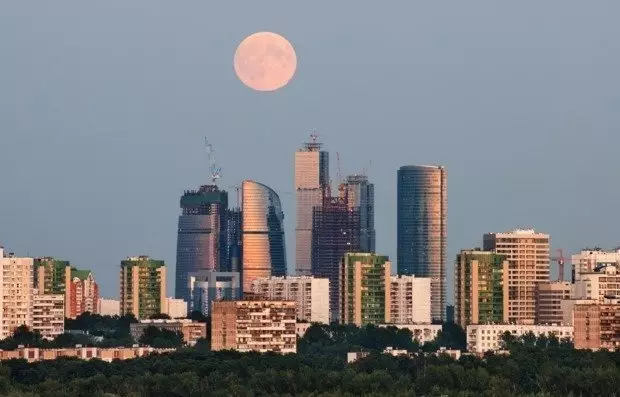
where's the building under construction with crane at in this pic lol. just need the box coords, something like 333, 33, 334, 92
174, 139, 242, 302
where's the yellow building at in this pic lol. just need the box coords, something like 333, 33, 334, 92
0, 248, 34, 339
119, 256, 166, 319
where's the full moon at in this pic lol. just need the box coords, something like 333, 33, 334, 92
233, 32, 297, 92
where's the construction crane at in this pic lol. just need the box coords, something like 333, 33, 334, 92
204, 137, 222, 185
551, 248, 568, 281
336, 152, 344, 192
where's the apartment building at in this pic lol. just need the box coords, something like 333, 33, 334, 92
389, 275, 431, 324
571, 249, 620, 281
130, 319, 206, 345
466, 324, 573, 353
163, 298, 188, 319
97, 298, 120, 316
574, 265, 620, 301
32, 292, 65, 340
535, 281, 571, 325
0, 346, 175, 363
483, 229, 550, 324
119, 256, 166, 318
0, 248, 34, 339
251, 276, 329, 324
573, 299, 620, 351
211, 300, 297, 353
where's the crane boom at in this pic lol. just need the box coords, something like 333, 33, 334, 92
204, 137, 222, 185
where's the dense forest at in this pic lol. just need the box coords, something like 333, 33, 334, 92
0, 321, 618, 396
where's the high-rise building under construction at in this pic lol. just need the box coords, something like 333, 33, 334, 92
295, 135, 329, 276
343, 174, 375, 253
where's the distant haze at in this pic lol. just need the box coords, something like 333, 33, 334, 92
1, 1, 619, 303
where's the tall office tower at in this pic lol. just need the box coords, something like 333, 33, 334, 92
241, 180, 286, 291
535, 281, 571, 325
571, 249, 620, 282
483, 229, 550, 325
251, 276, 330, 324
312, 191, 361, 321
397, 165, 447, 322
454, 250, 509, 327
295, 134, 329, 276
343, 174, 375, 252
340, 253, 391, 326
120, 256, 166, 319
390, 275, 432, 324
175, 185, 228, 302
225, 207, 243, 273
0, 248, 34, 339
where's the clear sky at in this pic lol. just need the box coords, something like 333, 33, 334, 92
1, 1, 619, 302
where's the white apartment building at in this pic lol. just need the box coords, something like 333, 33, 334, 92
466, 324, 574, 353
378, 324, 442, 345
390, 275, 431, 324
571, 249, 620, 280
32, 292, 65, 340
251, 276, 329, 324
97, 298, 120, 316
0, 248, 34, 339
163, 297, 188, 319
573, 265, 620, 301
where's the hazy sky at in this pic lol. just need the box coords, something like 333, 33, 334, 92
1, 1, 619, 301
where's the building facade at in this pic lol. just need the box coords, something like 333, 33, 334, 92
535, 281, 571, 325
571, 249, 620, 282
67, 270, 99, 318
32, 292, 65, 340
455, 250, 509, 327
241, 180, 286, 291
189, 271, 241, 316
295, 135, 329, 276
483, 229, 550, 324
397, 165, 447, 322
211, 300, 297, 353
343, 174, 375, 252
389, 275, 431, 324
119, 256, 166, 319
466, 324, 573, 353
251, 276, 330, 324
130, 319, 206, 345
97, 298, 120, 316
175, 185, 229, 302
573, 265, 620, 301
0, 248, 34, 339
340, 253, 391, 326
163, 298, 188, 319
378, 324, 442, 345
312, 192, 361, 322
573, 299, 620, 351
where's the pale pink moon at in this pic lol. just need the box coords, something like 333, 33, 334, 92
233, 32, 297, 92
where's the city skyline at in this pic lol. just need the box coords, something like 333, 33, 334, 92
1, 2, 618, 301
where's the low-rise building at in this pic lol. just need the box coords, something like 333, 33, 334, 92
130, 319, 206, 345
211, 300, 297, 353
251, 276, 330, 324
32, 292, 65, 340
466, 324, 574, 353
0, 346, 175, 363
573, 299, 620, 351
378, 323, 442, 345
164, 297, 188, 319
347, 351, 370, 363
97, 298, 120, 316
535, 281, 571, 325
390, 275, 431, 324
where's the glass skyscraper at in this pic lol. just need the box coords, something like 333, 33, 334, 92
241, 180, 286, 291
175, 185, 228, 302
295, 135, 329, 276
397, 165, 447, 322
344, 174, 375, 252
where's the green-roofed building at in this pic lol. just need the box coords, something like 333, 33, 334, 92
120, 256, 166, 319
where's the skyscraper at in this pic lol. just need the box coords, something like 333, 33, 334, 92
175, 185, 228, 302
295, 134, 329, 276
483, 229, 550, 324
397, 165, 447, 322
241, 180, 286, 291
312, 190, 361, 321
343, 174, 375, 252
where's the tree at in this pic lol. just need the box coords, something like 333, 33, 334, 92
138, 326, 183, 348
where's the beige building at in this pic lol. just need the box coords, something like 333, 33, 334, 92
466, 324, 573, 353
251, 276, 330, 324
389, 275, 431, 324
130, 319, 206, 345
573, 299, 620, 351
0, 248, 34, 339
483, 229, 550, 324
97, 298, 120, 316
571, 249, 620, 280
573, 265, 620, 301
535, 281, 571, 325
32, 292, 65, 340
211, 300, 297, 353
163, 297, 188, 319
378, 323, 442, 345
119, 256, 166, 319
340, 253, 391, 326
0, 346, 174, 363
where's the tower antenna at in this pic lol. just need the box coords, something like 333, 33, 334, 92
204, 137, 222, 185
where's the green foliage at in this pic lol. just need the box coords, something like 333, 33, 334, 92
138, 326, 183, 348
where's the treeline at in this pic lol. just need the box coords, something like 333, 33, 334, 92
0, 323, 617, 396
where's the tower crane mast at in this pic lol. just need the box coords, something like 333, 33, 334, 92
204, 137, 222, 185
